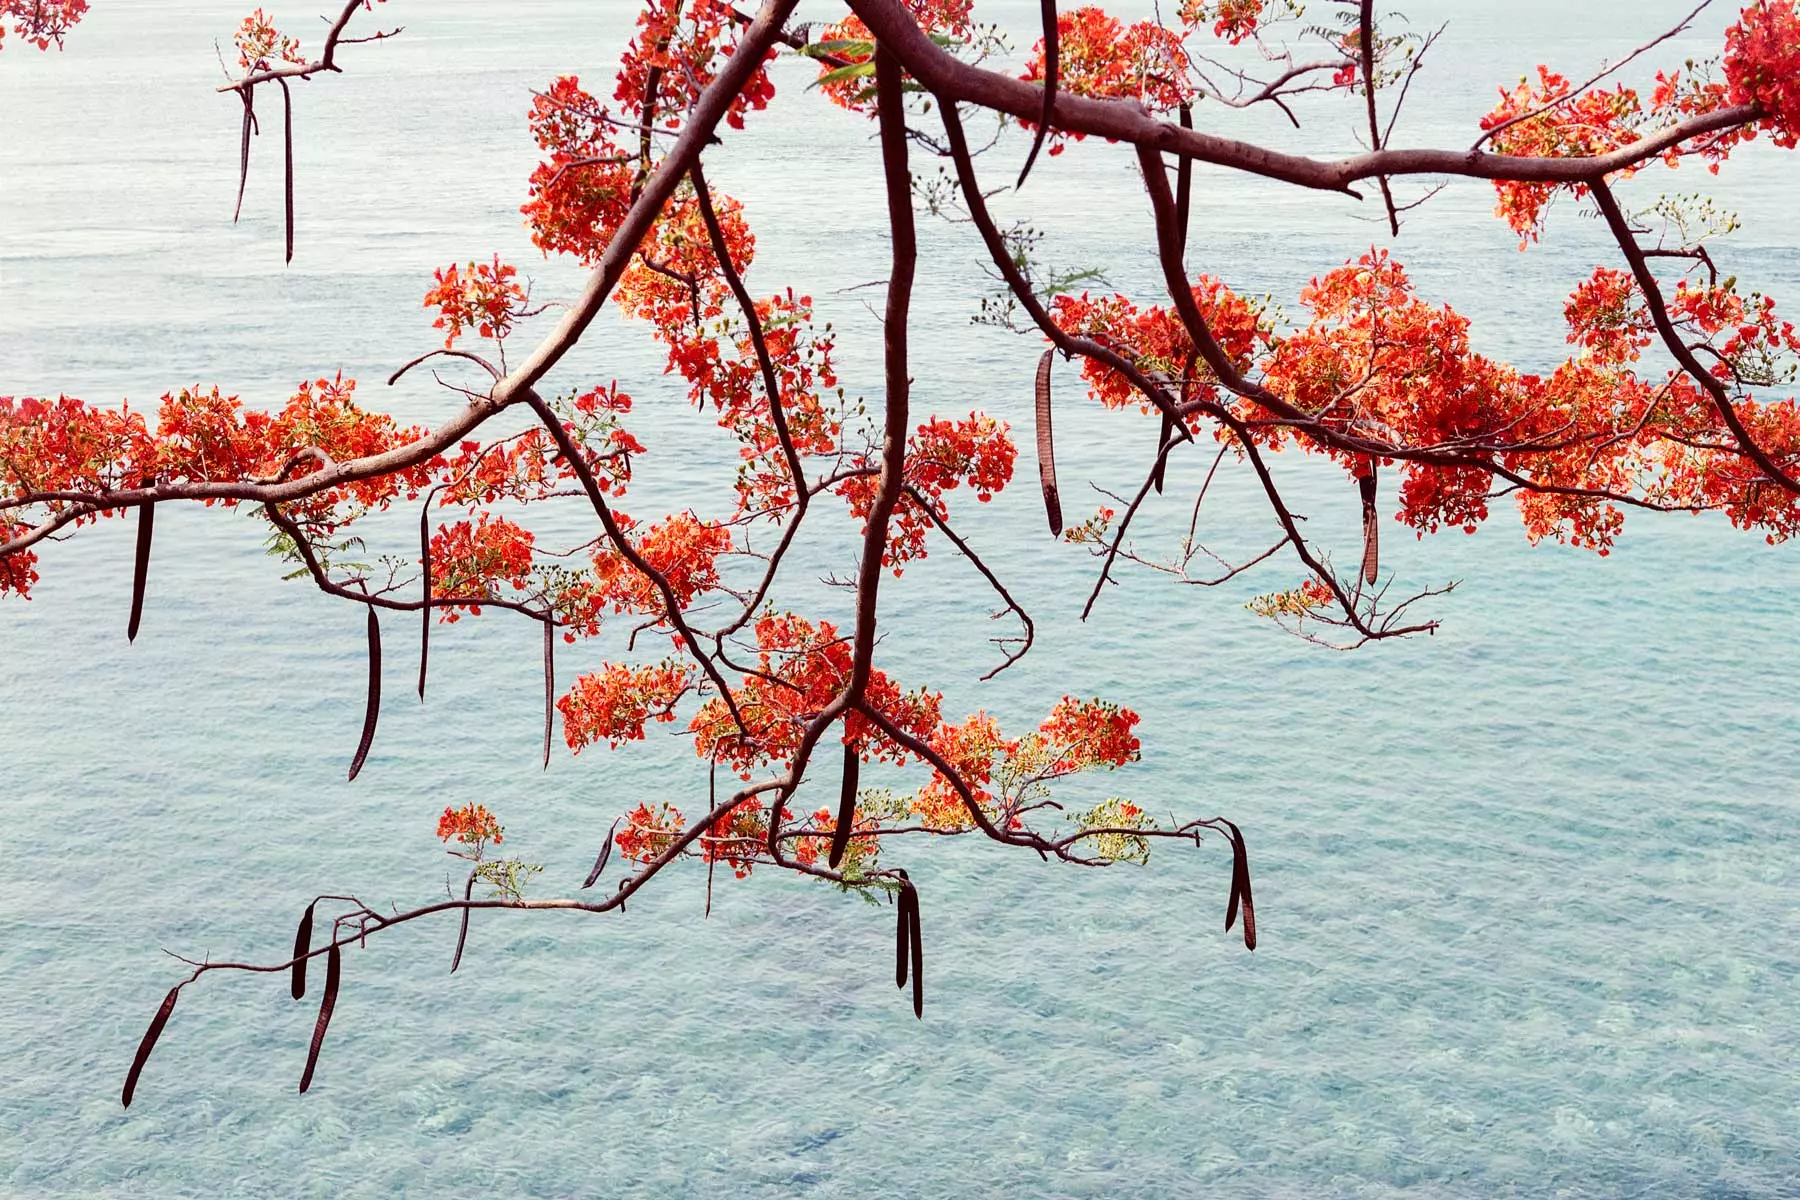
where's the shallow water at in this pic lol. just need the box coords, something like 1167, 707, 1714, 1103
3, 1, 1800, 1195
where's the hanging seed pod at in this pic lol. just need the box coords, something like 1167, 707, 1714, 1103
298, 943, 340, 1093
234, 86, 254, 222
418, 504, 431, 701
1015, 0, 1059, 189
1035, 349, 1062, 536
347, 607, 381, 782
583, 817, 621, 889
542, 618, 555, 770
291, 902, 315, 1000
907, 883, 924, 1019
829, 743, 860, 869
1359, 469, 1379, 586
894, 870, 912, 990
1221, 818, 1256, 951
127, 499, 154, 643
1152, 410, 1174, 494
120, 986, 179, 1108
450, 875, 474, 974
1176, 104, 1193, 251
278, 77, 294, 263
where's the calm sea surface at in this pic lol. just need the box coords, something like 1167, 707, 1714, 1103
4, 2, 1799, 1195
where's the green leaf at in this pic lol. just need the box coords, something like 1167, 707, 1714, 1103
813, 61, 876, 88
800, 38, 873, 57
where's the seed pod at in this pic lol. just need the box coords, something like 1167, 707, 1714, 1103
418, 503, 431, 701
127, 499, 154, 643
291, 902, 314, 1000
1035, 349, 1062, 536
347, 607, 381, 782
542, 618, 555, 770
828, 743, 860, 869
298, 943, 340, 1093
121, 986, 179, 1108
1221, 818, 1256, 951
1175, 104, 1193, 251
234, 86, 254, 223
1152, 410, 1174, 494
894, 870, 912, 990
1359, 470, 1379, 585
1015, 0, 1059, 189
583, 817, 621, 889
907, 884, 924, 1019
451, 875, 474, 974
277, 77, 294, 263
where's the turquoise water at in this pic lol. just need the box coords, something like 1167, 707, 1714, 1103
4, 1, 1799, 1194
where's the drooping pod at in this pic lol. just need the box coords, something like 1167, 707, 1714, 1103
233, 85, 254, 223
291, 902, 315, 1000
1221, 819, 1256, 951
1035, 349, 1062, 537
894, 869, 923, 1018
450, 875, 474, 974
1359, 469, 1380, 586
347, 607, 381, 782
418, 503, 431, 701
828, 742, 860, 869
298, 942, 340, 1093
582, 818, 621, 889
542, 618, 555, 770
277, 77, 294, 263
1152, 410, 1174, 495
127, 499, 154, 642
121, 986, 179, 1108
1015, 0, 1059, 189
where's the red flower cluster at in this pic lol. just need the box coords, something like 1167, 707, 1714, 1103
422, 256, 528, 349
1020, 8, 1193, 154
1725, 0, 1800, 148
0, 0, 88, 51
233, 8, 304, 70
690, 612, 942, 777
615, 801, 683, 865
558, 660, 693, 751
437, 803, 503, 851
428, 515, 536, 620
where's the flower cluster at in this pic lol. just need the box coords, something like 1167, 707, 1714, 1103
233, 8, 304, 70
1, 0, 89, 52
438, 803, 503, 857
558, 660, 693, 751
422, 256, 529, 349
615, 801, 684, 865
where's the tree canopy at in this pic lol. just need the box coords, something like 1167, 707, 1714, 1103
3, 0, 1799, 1105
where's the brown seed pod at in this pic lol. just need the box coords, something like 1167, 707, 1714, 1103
121, 986, 179, 1109
127, 500, 154, 643
1221, 818, 1256, 951
1360, 470, 1379, 585
450, 874, 475, 974
542, 618, 555, 770
1035, 349, 1062, 537
1175, 104, 1193, 251
907, 884, 924, 1019
1015, 0, 1059, 190
347, 608, 381, 782
291, 902, 314, 1000
418, 502, 431, 701
828, 742, 860, 869
298, 942, 340, 1093
894, 871, 912, 990
233, 86, 253, 223
277, 78, 294, 264
1152, 410, 1174, 494
582, 817, 621, 889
